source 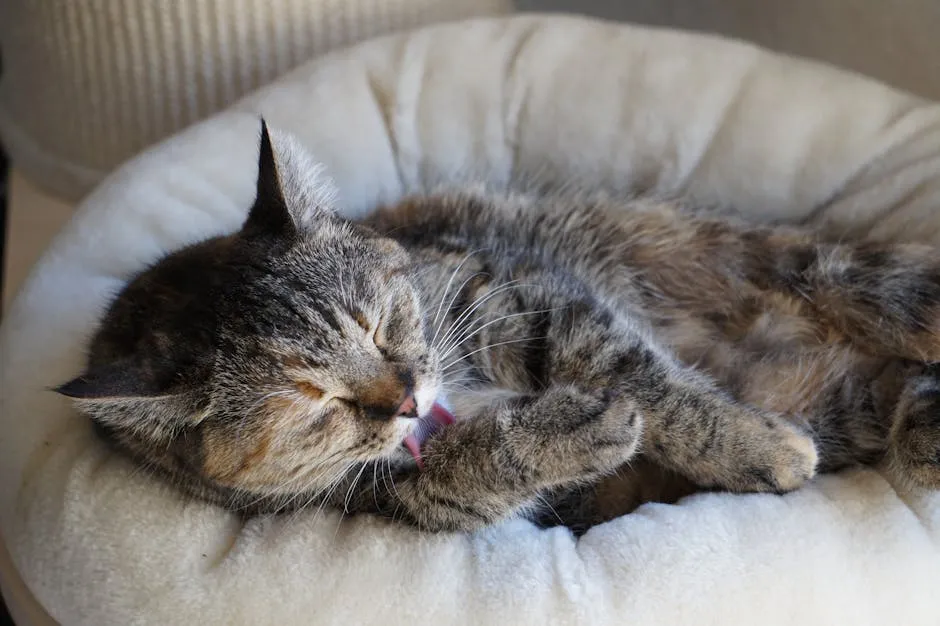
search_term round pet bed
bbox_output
[3,14,940,626]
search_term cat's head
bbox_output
[57,121,443,506]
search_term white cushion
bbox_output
[2,14,940,626]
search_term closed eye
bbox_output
[296,382,357,409]
[373,317,390,357]
[353,307,391,355]
[296,381,325,400]
[354,310,371,333]
[353,309,384,345]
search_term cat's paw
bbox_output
[888,375,940,489]
[703,411,818,494]
[506,385,644,483]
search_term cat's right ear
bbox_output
[242,119,297,240]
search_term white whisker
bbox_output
[310,462,357,523]
[436,279,533,355]
[343,463,369,513]
[443,336,548,371]
[384,457,402,503]
[429,249,486,345]
[441,307,563,360]
[432,271,493,349]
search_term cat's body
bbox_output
[359,190,939,528]
[60,124,940,532]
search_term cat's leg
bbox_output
[886,367,940,489]
[580,334,819,494]
[528,301,819,496]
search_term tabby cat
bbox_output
[57,122,940,533]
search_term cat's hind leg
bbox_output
[753,233,940,362]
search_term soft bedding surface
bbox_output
[3,14,940,626]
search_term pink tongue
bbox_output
[431,403,456,426]
[403,434,424,470]
[403,403,457,471]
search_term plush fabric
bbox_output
[2,14,940,626]
[0,0,511,202]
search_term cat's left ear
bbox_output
[242,118,338,239]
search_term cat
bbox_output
[57,121,940,533]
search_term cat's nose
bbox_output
[395,395,418,419]
[361,388,416,422]
[357,366,417,421]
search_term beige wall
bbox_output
[518,0,940,101]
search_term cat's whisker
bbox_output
[435,279,533,355]
[289,478,331,525]
[342,463,369,513]
[429,249,486,345]
[310,462,357,525]
[440,307,565,361]
[371,462,381,509]
[442,369,488,386]
[383,457,402,503]
[535,493,564,526]
[437,278,529,343]
[431,264,496,348]
[442,336,549,372]
[431,270,495,350]
[429,255,472,342]
[242,451,353,514]
[441,381,477,395]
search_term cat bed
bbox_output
[3,14,940,626]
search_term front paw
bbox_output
[506,385,644,483]
[704,411,818,494]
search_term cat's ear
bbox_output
[55,360,174,400]
[242,119,294,239]
[242,118,337,239]
[56,361,205,442]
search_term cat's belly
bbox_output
[649,300,898,419]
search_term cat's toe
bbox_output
[761,426,819,492]
[717,414,818,494]
[518,386,644,481]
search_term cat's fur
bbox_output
[58,123,940,532]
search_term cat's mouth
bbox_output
[402,403,455,470]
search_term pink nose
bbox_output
[395,395,418,418]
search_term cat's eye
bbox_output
[295,382,357,409]
[372,317,390,356]
[354,311,370,333]
[352,308,387,353]
[296,381,324,400]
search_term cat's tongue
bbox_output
[403,434,425,470]
[403,403,456,470]
[430,402,456,426]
